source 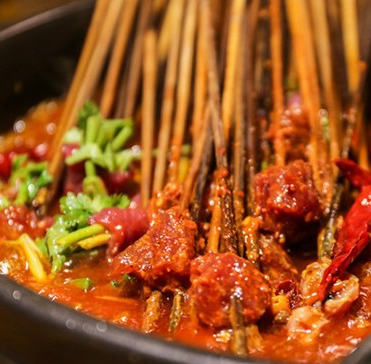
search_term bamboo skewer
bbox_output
[189,111,213,234]
[152,0,185,193]
[181,107,210,211]
[191,15,208,142]
[222,0,245,145]
[157,0,177,64]
[100,0,139,118]
[168,0,197,183]
[31,0,371,356]
[245,0,260,216]
[269,0,285,166]
[201,0,246,354]
[341,0,361,97]
[142,290,163,333]
[42,0,123,211]
[233,21,247,258]
[141,30,158,208]
[285,0,333,206]
[308,0,340,165]
[119,0,152,118]
[340,0,368,170]
[320,64,368,257]
[318,0,366,257]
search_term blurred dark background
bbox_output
[0,0,76,30]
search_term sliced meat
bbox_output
[100,169,134,195]
[190,252,272,328]
[111,206,196,292]
[253,160,323,244]
[89,207,149,257]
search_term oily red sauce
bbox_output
[1,101,371,364]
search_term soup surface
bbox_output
[0,101,371,364]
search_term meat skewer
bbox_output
[285,0,333,207]
[27,0,371,359]
[318,0,365,258]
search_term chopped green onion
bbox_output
[0,194,10,210]
[69,278,95,291]
[56,224,105,248]
[85,115,102,144]
[111,122,133,151]
[104,143,115,173]
[64,127,82,145]
[65,144,106,167]
[115,150,135,171]
[15,183,29,204]
[85,160,97,177]
[83,176,108,196]
[78,233,110,250]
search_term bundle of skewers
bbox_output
[31,0,371,357]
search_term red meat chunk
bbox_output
[190,252,272,328]
[111,206,197,291]
[268,100,310,163]
[253,160,322,244]
[0,205,52,240]
[89,207,149,257]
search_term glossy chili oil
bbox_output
[1,101,371,364]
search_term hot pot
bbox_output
[0,2,371,364]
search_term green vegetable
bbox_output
[47,192,129,272]
[77,101,100,130]
[6,234,49,282]
[65,101,134,175]
[68,278,95,291]
[8,155,53,206]
[45,102,134,272]
[110,279,120,288]
[0,195,10,210]
[110,274,139,296]
[63,127,82,145]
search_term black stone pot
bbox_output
[0,2,370,364]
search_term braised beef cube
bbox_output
[111,206,196,292]
[253,160,322,244]
[190,252,271,328]
[268,100,310,163]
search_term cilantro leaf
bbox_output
[47,192,130,272]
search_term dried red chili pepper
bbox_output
[319,158,371,300]
[334,158,371,188]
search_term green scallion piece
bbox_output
[111,124,133,151]
[57,224,105,248]
[69,278,95,291]
[83,176,107,196]
[85,115,101,144]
